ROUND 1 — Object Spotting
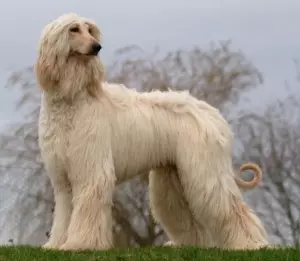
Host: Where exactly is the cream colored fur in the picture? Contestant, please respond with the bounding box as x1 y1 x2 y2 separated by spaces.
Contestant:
149 165 264 248
153 163 264 247
36 13 269 251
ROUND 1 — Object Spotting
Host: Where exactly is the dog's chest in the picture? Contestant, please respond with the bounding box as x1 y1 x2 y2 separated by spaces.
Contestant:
39 102 75 166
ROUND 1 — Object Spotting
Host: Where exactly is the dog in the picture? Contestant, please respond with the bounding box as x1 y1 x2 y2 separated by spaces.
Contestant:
35 13 268 251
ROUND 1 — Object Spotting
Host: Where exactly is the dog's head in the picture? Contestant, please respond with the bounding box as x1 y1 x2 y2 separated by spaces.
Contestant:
39 13 102 59
36 13 104 99
68 20 101 57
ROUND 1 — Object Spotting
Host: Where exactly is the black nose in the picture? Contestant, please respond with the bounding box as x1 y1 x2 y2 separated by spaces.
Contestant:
91 43 102 55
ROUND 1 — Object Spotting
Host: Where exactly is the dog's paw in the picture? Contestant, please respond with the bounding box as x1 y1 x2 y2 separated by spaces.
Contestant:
60 242 108 252
59 242 84 252
163 241 176 247
42 242 60 250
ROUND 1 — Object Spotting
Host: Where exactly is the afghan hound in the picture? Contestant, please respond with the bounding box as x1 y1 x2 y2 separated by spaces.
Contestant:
35 13 268 251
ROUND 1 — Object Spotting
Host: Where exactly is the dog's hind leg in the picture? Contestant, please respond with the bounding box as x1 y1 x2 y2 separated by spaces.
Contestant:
176 140 268 250
149 167 215 247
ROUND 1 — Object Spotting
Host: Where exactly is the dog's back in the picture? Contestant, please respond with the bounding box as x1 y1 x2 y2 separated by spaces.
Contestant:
100 83 232 183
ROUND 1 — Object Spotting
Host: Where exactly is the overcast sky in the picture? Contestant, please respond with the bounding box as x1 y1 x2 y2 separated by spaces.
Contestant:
0 0 299 129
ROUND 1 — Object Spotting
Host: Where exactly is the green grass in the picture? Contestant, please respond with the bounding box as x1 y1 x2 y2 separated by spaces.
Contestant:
0 246 299 261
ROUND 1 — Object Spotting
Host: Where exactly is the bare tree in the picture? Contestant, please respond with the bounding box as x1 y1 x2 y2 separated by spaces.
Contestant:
107 41 262 114
0 41 262 247
0 67 53 245
112 179 166 247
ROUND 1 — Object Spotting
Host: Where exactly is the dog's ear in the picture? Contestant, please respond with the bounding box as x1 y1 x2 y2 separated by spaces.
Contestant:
35 42 61 91
35 22 68 91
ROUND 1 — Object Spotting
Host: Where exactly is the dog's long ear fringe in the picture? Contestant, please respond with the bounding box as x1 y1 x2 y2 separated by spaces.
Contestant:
35 50 60 91
35 27 67 92
36 48 105 98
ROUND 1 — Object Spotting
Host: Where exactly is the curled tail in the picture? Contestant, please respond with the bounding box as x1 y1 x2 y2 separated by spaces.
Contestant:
235 163 262 189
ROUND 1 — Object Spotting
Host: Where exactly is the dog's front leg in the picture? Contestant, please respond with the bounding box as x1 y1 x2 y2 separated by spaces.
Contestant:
43 159 73 249
60 144 115 252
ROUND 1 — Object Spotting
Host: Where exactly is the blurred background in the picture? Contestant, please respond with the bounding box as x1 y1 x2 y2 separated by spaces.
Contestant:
0 0 299 247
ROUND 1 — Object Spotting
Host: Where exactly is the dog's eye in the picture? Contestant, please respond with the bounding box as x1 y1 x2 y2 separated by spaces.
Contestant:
88 28 92 34
70 27 80 33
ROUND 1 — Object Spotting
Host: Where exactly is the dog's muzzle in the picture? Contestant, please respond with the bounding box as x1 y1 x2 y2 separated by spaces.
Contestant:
90 42 102 55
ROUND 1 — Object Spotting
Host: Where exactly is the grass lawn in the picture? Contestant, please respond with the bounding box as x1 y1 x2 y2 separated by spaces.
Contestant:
0 246 299 261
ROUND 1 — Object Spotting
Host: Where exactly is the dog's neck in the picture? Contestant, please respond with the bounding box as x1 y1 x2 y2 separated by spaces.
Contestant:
38 56 104 105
